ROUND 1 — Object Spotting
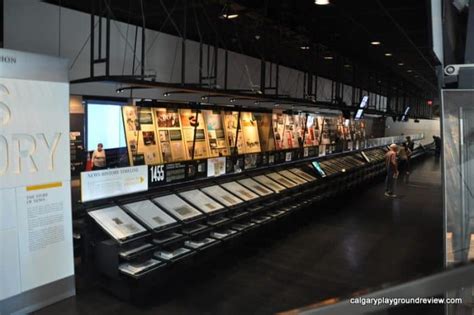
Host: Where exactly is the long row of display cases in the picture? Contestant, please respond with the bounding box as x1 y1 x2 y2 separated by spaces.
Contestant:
84 144 427 301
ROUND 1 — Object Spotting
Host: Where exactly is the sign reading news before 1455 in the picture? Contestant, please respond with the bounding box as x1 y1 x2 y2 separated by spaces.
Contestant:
80 165 148 202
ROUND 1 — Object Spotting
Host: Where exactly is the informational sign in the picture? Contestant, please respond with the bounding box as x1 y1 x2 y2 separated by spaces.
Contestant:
207 157 226 177
80 166 148 202
0 49 75 314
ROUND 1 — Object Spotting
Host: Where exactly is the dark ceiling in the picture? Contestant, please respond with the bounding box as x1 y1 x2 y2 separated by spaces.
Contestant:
45 0 440 100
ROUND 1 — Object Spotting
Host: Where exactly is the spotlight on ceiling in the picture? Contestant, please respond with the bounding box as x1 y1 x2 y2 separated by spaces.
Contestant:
314 0 330 5
116 88 124 94
230 98 236 103
407 69 413 73
324 56 334 60
370 41 381 46
201 96 208 100
384 52 393 57
163 92 170 97
398 62 404 66
300 46 310 50
220 13 239 19
344 64 351 68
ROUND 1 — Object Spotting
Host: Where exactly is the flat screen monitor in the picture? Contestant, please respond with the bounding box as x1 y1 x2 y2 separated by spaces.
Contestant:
354 108 365 120
312 161 327 177
401 106 411 121
87 103 127 151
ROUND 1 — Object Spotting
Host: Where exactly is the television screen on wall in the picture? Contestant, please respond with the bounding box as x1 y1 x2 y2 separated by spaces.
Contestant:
87 103 127 151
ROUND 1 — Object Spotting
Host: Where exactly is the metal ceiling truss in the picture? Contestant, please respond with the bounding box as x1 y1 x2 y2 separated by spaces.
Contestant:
71 0 432 119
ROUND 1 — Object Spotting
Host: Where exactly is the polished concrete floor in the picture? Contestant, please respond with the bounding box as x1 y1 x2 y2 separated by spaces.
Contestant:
35 156 443 315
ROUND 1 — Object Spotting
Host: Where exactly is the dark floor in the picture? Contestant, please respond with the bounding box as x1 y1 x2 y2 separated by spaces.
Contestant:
35 156 443 315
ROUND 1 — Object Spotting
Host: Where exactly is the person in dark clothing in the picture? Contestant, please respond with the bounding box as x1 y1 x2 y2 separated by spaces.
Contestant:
385 143 399 197
433 135 441 157
405 136 415 151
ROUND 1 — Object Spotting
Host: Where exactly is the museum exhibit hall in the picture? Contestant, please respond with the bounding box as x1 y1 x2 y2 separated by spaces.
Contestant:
1 0 474 314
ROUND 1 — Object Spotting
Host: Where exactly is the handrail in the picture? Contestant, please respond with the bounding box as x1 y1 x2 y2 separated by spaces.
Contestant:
279 262 474 315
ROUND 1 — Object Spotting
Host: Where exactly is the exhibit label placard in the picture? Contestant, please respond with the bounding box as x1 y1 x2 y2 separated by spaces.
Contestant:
80 165 148 202
0 49 75 314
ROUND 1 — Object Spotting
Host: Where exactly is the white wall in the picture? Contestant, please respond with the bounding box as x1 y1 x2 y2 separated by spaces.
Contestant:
385 118 440 145
4 0 386 108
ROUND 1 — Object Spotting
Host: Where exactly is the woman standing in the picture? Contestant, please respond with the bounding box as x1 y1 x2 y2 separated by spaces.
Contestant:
91 143 107 170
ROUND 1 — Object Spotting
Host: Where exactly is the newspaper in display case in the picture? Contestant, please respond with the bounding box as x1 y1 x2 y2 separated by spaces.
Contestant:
155 247 191 260
89 206 147 241
253 175 287 193
153 194 203 221
288 168 317 182
237 178 274 196
201 185 244 207
221 181 259 201
122 200 177 230
119 243 154 258
277 170 308 185
266 172 298 188
179 189 225 214
119 258 162 276
289 167 316 182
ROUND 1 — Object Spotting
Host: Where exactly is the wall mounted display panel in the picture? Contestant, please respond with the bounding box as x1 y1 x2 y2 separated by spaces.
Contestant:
201 185 244 207
240 112 262 153
224 111 245 154
123 106 162 166
272 112 305 150
0 49 75 313
254 113 275 152
154 108 187 163
153 194 203 221
305 114 321 147
202 110 230 157
89 206 147 241
180 108 210 159
122 200 177 230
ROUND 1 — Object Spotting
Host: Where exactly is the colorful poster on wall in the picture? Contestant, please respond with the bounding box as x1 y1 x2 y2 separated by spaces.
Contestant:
180 109 209 159
224 111 245 154
272 111 306 150
154 108 187 163
272 111 286 150
305 114 320 147
240 112 261 153
123 106 162 166
254 113 275 152
202 110 230 157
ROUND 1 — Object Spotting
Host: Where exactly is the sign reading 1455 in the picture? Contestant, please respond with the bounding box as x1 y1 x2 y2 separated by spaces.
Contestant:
150 165 165 183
